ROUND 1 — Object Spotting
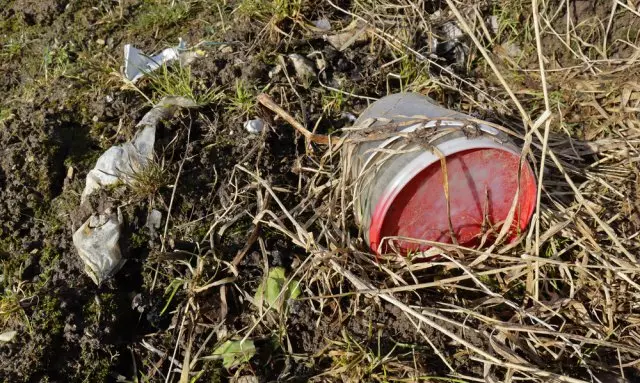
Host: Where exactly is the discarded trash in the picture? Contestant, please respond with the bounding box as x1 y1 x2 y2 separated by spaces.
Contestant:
433 21 468 66
0 330 17 343
346 93 537 254
76 97 197 284
212 340 256 369
254 267 301 312
146 209 162 239
313 17 331 31
73 210 124 285
124 39 202 83
487 15 499 35
243 118 264 134
81 96 197 203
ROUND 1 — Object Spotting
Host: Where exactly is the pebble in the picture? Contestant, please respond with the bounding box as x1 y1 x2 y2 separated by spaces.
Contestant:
243 119 264 134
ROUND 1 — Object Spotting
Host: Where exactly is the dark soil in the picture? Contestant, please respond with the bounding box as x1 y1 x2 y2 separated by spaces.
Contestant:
2 0 636 382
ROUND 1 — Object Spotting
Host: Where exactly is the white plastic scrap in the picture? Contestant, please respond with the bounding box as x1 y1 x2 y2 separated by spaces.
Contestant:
73 210 124 285
124 39 189 83
81 97 197 203
243 118 264 134
146 209 162 239
76 97 197 285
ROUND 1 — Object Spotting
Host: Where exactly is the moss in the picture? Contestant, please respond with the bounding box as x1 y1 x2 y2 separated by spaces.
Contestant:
237 0 304 23
33 295 63 336
83 292 117 324
78 346 113 382
132 0 194 34
130 231 150 249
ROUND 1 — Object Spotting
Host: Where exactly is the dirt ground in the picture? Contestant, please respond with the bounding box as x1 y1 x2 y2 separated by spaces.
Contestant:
1 0 640 382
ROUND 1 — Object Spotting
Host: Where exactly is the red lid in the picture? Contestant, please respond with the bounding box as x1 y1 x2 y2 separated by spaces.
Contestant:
369 148 536 253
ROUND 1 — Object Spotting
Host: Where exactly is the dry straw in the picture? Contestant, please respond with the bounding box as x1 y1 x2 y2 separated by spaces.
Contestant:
248 0 640 381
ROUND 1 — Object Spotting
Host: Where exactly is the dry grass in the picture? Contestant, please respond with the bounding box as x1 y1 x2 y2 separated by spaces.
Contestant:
131 0 640 382
233 0 640 382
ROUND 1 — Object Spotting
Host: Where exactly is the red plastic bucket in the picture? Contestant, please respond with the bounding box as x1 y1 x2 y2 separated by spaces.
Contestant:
346 93 536 254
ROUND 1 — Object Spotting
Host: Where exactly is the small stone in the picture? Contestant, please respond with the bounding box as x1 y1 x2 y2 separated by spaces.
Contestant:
96 39 105 45
148 209 162 229
341 112 357 122
243 119 264 134
487 15 499 35
288 54 316 86
502 41 522 57
313 17 331 31
268 64 282 79
92 115 99 122
441 22 463 40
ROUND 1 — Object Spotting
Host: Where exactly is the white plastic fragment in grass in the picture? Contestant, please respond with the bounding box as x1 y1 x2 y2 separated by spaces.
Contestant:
81 96 197 203
76 97 197 285
243 118 264 134
146 209 162 239
124 39 202 83
72 210 124 285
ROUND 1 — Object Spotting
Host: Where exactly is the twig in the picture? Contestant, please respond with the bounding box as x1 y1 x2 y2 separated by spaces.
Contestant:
257 93 332 145
531 0 552 301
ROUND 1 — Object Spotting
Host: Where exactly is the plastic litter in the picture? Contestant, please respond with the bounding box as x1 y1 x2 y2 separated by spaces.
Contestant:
81 96 197 203
346 93 536 255
244 118 264 134
72 210 124 285
124 39 201 83
441 21 464 40
146 209 162 239
76 97 197 284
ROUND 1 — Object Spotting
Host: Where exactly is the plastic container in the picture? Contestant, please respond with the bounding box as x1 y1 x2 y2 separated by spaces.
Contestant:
347 93 536 254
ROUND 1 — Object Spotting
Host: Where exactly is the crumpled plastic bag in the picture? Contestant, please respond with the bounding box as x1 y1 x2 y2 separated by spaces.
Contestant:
72 210 124 285
76 96 197 284
81 96 197 203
